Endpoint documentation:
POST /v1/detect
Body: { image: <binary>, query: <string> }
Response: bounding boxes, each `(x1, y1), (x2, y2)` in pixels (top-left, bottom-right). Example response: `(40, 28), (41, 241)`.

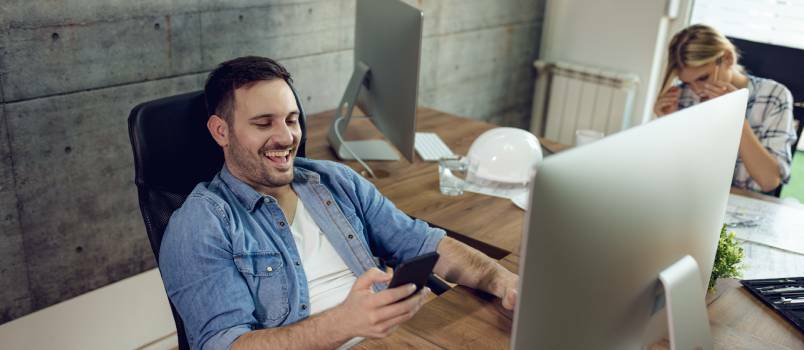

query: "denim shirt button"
(266, 266), (273, 272)
(295, 261), (301, 266)
(325, 200), (332, 206)
(301, 304), (308, 310)
(278, 221), (286, 227)
(347, 234), (354, 239)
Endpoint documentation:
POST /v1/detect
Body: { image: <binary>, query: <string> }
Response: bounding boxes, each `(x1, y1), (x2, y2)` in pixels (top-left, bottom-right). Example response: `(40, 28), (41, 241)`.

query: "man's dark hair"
(204, 56), (293, 124)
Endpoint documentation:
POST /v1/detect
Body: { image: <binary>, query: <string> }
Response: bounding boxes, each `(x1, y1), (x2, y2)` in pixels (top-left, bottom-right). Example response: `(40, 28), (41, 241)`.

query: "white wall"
(0, 269), (177, 350)
(540, 0), (693, 127)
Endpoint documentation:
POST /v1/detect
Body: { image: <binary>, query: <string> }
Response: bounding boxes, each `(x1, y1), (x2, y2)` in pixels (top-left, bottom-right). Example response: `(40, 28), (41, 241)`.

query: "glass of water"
(438, 156), (472, 196)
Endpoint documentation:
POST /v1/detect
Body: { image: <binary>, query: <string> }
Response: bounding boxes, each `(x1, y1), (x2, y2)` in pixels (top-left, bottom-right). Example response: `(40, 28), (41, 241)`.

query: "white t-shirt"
(290, 198), (362, 348)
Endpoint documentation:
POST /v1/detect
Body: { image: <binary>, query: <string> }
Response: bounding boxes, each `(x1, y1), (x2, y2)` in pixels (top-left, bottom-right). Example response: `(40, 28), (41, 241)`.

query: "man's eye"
(698, 75), (709, 82)
(254, 123), (270, 128)
(287, 119), (298, 125)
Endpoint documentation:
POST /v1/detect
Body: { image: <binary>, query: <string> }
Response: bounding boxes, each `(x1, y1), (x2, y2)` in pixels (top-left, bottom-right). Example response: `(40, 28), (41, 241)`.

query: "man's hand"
(331, 268), (429, 339)
(499, 277), (519, 311)
(489, 270), (519, 318)
(231, 268), (428, 350)
(654, 86), (681, 117)
(434, 237), (522, 318)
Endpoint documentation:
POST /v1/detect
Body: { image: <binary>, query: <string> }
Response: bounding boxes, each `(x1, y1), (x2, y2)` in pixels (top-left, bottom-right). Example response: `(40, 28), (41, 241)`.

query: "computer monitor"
(512, 90), (749, 349)
(327, 0), (422, 163)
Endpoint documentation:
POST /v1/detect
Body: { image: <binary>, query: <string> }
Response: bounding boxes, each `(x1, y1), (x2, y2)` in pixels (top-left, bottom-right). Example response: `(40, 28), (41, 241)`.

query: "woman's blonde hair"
(660, 24), (743, 93)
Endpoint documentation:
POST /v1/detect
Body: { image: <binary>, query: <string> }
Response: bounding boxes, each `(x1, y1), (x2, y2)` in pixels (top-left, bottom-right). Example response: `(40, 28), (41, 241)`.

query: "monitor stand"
(657, 255), (713, 350)
(327, 61), (399, 161)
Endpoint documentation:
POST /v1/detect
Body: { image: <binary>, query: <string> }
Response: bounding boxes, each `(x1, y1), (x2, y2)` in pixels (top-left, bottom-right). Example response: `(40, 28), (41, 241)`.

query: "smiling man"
(158, 56), (519, 350)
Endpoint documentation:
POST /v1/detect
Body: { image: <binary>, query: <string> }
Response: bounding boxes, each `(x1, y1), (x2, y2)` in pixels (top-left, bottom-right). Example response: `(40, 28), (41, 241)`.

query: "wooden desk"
(306, 107), (563, 256)
(308, 107), (803, 349)
(307, 107), (802, 258)
(358, 253), (804, 349)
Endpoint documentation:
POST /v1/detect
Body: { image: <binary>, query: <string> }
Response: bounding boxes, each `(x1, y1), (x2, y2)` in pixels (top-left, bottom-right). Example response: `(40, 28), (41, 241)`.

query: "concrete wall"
(0, 0), (545, 324)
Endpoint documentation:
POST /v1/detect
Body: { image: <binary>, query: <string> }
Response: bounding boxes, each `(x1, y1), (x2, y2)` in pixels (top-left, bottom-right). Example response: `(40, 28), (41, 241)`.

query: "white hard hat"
(466, 127), (543, 184)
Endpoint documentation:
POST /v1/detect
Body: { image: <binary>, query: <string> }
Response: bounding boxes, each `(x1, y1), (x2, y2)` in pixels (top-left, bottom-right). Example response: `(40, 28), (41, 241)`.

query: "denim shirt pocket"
(343, 212), (365, 238)
(234, 252), (290, 324)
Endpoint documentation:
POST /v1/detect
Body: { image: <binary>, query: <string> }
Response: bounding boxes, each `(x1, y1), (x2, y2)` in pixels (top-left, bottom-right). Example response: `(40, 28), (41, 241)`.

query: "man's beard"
(227, 130), (295, 188)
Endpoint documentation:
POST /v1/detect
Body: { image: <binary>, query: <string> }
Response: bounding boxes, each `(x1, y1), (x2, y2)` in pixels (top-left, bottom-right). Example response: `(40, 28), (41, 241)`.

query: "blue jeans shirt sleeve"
(347, 166), (446, 265)
(159, 193), (255, 350)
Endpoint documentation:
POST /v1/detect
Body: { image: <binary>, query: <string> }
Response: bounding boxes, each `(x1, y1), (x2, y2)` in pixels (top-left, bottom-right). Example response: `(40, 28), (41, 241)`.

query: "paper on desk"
(725, 194), (804, 255)
(462, 180), (529, 210)
(511, 192), (529, 210)
(739, 241), (804, 279)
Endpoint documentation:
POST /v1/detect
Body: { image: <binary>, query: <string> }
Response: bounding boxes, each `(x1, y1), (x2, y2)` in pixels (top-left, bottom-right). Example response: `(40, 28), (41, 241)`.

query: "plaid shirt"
(677, 75), (797, 193)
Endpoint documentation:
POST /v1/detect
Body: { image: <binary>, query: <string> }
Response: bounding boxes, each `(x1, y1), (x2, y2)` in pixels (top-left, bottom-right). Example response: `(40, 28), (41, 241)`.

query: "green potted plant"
(709, 224), (744, 292)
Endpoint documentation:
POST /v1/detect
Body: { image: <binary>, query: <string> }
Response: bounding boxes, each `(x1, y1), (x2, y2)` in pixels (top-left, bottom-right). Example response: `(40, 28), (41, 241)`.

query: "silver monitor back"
(328, 0), (422, 162)
(512, 90), (748, 349)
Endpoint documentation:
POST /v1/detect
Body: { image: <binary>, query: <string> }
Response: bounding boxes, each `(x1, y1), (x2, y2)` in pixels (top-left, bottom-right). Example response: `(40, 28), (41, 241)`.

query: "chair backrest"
(128, 87), (307, 350)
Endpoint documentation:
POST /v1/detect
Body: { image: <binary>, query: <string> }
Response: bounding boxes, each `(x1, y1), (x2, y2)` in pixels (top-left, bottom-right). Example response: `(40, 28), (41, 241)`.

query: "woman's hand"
(701, 79), (738, 100)
(653, 86), (681, 117)
(701, 64), (737, 100)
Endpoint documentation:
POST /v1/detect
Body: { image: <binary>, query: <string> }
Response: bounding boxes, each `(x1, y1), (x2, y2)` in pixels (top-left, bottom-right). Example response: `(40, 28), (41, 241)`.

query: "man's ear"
(207, 115), (229, 147)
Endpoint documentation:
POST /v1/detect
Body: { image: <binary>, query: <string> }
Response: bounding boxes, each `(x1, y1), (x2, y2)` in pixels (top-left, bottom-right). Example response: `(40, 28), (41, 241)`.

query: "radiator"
(530, 60), (639, 145)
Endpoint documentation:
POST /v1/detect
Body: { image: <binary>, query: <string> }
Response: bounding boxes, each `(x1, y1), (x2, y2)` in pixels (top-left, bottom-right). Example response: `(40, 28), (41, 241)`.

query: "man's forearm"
(433, 237), (516, 297)
(739, 121), (782, 192)
(231, 307), (352, 350)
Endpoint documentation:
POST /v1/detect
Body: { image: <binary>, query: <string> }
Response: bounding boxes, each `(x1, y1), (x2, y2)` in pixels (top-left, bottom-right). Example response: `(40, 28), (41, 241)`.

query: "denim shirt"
(159, 158), (445, 350)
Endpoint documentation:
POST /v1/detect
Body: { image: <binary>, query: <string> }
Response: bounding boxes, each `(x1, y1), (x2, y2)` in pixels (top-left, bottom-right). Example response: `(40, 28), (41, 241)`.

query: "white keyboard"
(415, 132), (455, 161)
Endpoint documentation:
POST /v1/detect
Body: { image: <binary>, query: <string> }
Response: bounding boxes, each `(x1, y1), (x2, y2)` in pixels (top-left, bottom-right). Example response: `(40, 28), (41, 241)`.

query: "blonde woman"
(654, 24), (797, 193)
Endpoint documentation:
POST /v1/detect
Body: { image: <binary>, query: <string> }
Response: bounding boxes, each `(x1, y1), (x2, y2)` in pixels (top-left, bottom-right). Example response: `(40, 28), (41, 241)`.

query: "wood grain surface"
(306, 107), (556, 255)
(307, 107), (804, 349)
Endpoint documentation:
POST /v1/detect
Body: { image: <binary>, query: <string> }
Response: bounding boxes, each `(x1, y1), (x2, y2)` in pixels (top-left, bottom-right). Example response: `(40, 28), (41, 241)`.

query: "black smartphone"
(388, 252), (440, 293)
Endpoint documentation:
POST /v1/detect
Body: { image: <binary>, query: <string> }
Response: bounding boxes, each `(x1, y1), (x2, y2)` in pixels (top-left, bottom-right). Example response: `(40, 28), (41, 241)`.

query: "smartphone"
(388, 252), (440, 294)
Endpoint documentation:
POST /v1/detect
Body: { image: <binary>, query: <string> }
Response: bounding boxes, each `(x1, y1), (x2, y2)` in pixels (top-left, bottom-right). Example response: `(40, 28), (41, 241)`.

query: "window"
(691, 0), (804, 50)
